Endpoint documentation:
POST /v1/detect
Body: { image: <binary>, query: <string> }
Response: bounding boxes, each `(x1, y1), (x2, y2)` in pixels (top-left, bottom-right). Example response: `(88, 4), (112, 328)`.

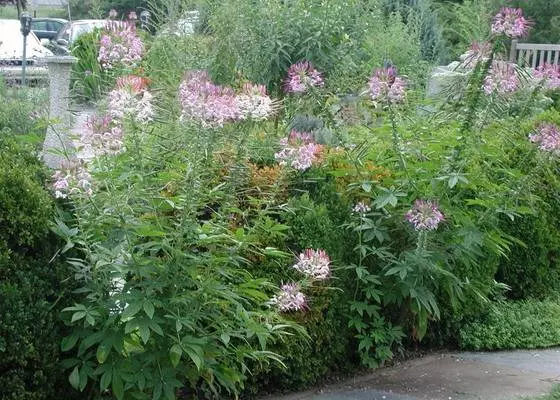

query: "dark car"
(49, 19), (109, 55)
(30, 17), (67, 40)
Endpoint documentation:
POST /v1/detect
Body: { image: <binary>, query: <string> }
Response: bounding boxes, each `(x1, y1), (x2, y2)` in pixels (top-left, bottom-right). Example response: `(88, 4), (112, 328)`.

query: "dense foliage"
(0, 135), (75, 400)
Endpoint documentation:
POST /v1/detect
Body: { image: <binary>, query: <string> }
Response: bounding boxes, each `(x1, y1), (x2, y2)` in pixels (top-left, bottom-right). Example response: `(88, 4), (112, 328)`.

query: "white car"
(0, 19), (53, 83)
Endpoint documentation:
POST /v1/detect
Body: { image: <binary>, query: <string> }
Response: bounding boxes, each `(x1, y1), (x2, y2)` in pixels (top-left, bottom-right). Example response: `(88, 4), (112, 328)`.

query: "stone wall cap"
(42, 56), (78, 64)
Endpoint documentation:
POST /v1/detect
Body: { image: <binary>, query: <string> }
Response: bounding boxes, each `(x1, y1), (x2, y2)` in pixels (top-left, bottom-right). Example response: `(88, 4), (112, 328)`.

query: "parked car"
(49, 19), (108, 55)
(0, 19), (53, 83)
(31, 17), (67, 40)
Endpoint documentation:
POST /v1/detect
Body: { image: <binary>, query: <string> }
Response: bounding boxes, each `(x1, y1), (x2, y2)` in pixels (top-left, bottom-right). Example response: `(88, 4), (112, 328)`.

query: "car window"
(56, 23), (71, 42)
(31, 21), (48, 31)
(50, 21), (64, 32)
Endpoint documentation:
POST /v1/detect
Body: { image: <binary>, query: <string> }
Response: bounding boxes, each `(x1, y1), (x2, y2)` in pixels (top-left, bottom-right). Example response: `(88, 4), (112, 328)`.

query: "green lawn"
(0, 5), (69, 19)
(522, 386), (560, 400)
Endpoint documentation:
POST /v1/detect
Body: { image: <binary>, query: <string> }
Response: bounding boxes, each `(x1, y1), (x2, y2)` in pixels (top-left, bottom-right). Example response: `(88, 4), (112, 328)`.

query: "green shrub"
(0, 89), (48, 136)
(459, 299), (560, 350)
(71, 30), (106, 103)
(0, 136), (75, 400)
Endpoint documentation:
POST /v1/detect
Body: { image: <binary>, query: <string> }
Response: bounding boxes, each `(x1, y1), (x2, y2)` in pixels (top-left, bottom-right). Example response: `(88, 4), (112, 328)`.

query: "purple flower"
(98, 23), (144, 70)
(108, 9), (118, 19)
(533, 64), (560, 90)
(352, 202), (371, 214)
(52, 160), (93, 199)
(128, 11), (138, 20)
(108, 85), (154, 125)
(405, 200), (444, 232)
(79, 115), (124, 157)
(529, 122), (560, 153)
(178, 70), (241, 127)
(283, 61), (324, 94)
(368, 66), (407, 104)
(483, 60), (519, 95)
(274, 130), (322, 171)
(491, 7), (531, 38)
(293, 249), (331, 280)
(270, 283), (307, 312)
(460, 41), (492, 69)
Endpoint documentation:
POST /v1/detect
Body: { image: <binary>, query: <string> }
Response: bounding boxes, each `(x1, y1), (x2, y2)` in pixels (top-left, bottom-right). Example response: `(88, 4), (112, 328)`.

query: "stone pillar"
(42, 56), (78, 169)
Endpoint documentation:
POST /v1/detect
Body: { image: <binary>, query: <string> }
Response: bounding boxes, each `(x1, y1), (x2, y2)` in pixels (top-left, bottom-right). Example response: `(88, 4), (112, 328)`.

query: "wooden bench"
(509, 40), (560, 67)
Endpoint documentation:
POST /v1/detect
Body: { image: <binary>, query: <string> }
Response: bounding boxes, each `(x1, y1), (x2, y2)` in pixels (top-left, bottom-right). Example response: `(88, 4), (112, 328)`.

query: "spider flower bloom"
(98, 23), (144, 69)
(52, 160), (93, 199)
(491, 7), (530, 38)
(178, 70), (240, 127)
(274, 130), (322, 171)
(460, 41), (492, 69)
(368, 66), (407, 104)
(80, 115), (124, 157)
(108, 85), (154, 124)
(284, 61), (324, 94)
(116, 74), (150, 93)
(108, 9), (118, 19)
(293, 249), (331, 280)
(483, 60), (519, 95)
(529, 122), (560, 153)
(236, 83), (277, 121)
(128, 11), (138, 20)
(405, 200), (444, 231)
(533, 64), (560, 90)
(271, 283), (307, 312)
(352, 201), (371, 214)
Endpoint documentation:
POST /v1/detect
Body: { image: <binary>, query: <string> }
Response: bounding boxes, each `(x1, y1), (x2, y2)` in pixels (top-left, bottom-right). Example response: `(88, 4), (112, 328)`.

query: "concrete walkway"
(266, 349), (560, 400)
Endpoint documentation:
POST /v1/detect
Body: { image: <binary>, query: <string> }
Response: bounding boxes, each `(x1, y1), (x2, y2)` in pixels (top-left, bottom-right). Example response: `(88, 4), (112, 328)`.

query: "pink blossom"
(405, 200), (444, 231)
(293, 249), (331, 280)
(274, 130), (322, 171)
(529, 122), (560, 153)
(270, 283), (307, 312)
(460, 41), (492, 69)
(178, 70), (240, 127)
(52, 160), (93, 199)
(98, 22), (144, 70)
(80, 115), (124, 157)
(108, 85), (154, 124)
(108, 9), (118, 19)
(483, 60), (519, 95)
(128, 11), (138, 20)
(368, 66), (407, 104)
(533, 64), (560, 90)
(491, 7), (531, 39)
(283, 61), (324, 94)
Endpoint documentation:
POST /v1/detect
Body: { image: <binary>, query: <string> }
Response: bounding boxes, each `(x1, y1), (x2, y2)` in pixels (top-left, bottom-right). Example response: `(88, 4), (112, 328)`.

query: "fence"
(509, 40), (560, 68)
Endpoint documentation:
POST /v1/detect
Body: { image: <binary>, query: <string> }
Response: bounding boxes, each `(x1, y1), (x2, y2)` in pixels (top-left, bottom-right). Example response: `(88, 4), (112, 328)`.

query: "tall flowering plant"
(274, 130), (323, 172)
(98, 20), (144, 70)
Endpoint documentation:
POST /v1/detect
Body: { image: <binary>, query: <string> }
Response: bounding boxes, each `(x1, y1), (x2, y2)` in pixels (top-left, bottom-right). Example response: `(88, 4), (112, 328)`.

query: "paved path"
(265, 349), (560, 400)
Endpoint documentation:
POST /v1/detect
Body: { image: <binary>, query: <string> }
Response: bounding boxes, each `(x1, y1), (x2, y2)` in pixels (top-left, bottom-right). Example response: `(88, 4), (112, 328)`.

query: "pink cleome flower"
(533, 64), (560, 90)
(80, 115), (124, 157)
(274, 130), (322, 171)
(529, 122), (560, 154)
(108, 77), (154, 125)
(405, 200), (444, 232)
(283, 61), (324, 94)
(293, 249), (331, 280)
(368, 66), (407, 104)
(483, 60), (519, 95)
(460, 41), (492, 69)
(52, 160), (93, 199)
(108, 9), (118, 19)
(98, 21), (144, 70)
(491, 7), (531, 39)
(271, 283), (307, 312)
(236, 82), (278, 121)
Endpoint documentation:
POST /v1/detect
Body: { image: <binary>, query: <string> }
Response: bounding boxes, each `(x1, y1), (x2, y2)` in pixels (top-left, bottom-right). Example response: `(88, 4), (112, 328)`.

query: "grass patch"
(520, 385), (560, 400)
(460, 299), (560, 350)
(0, 5), (69, 19)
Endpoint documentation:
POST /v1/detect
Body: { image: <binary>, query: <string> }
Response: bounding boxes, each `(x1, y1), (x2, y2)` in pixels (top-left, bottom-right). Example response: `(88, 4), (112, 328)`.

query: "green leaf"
(185, 345), (204, 370)
(71, 311), (86, 323)
(134, 225), (166, 237)
(96, 341), (111, 364)
(170, 344), (182, 367)
(121, 302), (143, 320)
(61, 334), (79, 352)
(100, 369), (112, 392)
(69, 366), (80, 390)
(143, 301), (155, 319)
(112, 372), (124, 400)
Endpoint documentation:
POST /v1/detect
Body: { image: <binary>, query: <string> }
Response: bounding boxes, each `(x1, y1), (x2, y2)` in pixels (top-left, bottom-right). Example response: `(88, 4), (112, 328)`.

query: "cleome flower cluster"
(491, 7), (531, 39)
(283, 61), (324, 94)
(274, 130), (323, 172)
(405, 199), (444, 232)
(368, 66), (407, 104)
(271, 248), (331, 312)
(178, 70), (277, 127)
(529, 122), (560, 154)
(52, 160), (93, 199)
(533, 64), (560, 90)
(98, 19), (144, 70)
(483, 60), (519, 95)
